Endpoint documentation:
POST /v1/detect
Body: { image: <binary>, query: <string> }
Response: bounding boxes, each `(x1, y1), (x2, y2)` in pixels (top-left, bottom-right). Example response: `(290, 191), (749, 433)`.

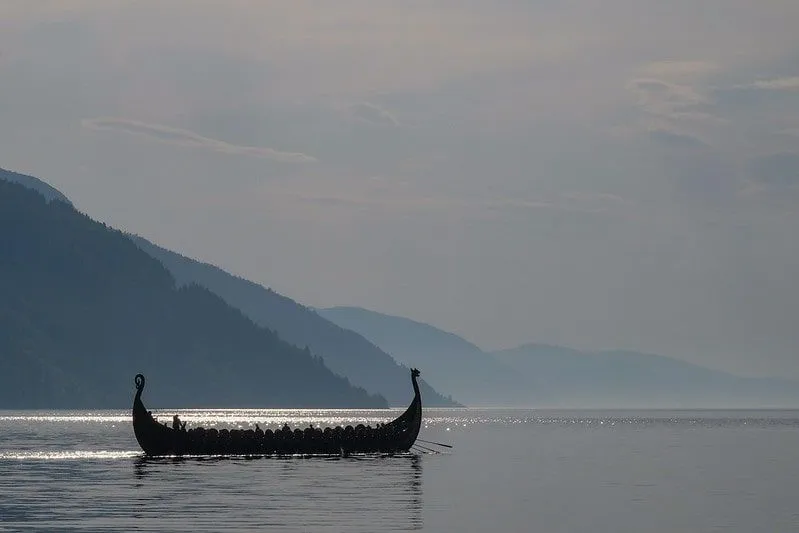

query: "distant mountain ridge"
(0, 178), (384, 408)
(131, 238), (458, 407)
(321, 306), (799, 408)
(494, 344), (799, 408)
(318, 306), (530, 406)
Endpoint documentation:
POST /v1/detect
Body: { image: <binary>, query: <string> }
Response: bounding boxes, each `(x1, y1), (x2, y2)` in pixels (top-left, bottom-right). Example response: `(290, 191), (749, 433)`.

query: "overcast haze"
(1, 1), (798, 378)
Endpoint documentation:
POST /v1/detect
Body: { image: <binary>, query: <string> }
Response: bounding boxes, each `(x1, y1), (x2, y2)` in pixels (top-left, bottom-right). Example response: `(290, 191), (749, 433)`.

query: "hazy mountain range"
(320, 306), (799, 408)
(5, 165), (799, 409)
(318, 306), (529, 406)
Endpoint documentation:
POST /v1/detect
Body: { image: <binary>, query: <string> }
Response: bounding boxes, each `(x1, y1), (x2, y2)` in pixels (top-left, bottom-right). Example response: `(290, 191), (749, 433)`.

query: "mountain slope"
(318, 306), (529, 406)
(0, 178), (385, 408)
(0, 167), (72, 206)
(130, 237), (458, 407)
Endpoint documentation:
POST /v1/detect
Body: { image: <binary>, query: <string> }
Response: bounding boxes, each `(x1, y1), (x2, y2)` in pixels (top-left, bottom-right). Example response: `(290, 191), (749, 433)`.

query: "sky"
(1, 1), (798, 378)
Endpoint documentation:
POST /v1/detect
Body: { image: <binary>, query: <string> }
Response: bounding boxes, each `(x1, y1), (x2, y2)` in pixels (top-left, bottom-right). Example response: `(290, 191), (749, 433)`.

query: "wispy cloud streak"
(749, 77), (799, 91)
(82, 117), (316, 163)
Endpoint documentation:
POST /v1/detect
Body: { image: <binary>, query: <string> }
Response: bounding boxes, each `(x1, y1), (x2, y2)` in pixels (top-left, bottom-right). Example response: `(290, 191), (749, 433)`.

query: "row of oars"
(411, 438), (453, 455)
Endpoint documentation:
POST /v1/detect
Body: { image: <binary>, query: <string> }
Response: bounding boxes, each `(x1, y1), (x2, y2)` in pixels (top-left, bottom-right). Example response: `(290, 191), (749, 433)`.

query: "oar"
(412, 443), (440, 454)
(411, 445), (435, 455)
(417, 438), (453, 449)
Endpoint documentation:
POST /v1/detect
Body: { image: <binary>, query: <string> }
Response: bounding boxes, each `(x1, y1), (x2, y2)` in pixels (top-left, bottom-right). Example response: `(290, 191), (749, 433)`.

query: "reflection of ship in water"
(132, 453), (424, 531)
(407, 454), (423, 530)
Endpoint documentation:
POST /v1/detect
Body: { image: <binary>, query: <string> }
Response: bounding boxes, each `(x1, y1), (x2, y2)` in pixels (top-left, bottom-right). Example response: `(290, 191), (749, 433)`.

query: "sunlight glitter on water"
(0, 450), (140, 460)
(0, 414), (131, 423)
(0, 409), (410, 427)
(3, 408), (799, 430)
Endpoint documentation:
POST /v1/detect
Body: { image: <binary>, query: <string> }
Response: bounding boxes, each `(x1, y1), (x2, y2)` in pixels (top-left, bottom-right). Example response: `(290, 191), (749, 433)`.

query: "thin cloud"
(348, 102), (400, 127)
(82, 117), (316, 163)
(627, 78), (710, 119)
(625, 63), (728, 150)
(750, 76), (799, 91)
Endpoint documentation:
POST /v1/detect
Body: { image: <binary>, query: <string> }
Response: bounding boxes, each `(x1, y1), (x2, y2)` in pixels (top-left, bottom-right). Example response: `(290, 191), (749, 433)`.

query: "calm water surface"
(1, 408), (799, 532)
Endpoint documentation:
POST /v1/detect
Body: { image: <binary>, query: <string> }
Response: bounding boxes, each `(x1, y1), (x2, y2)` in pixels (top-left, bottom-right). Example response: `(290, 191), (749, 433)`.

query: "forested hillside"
(0, 179), (385, 408)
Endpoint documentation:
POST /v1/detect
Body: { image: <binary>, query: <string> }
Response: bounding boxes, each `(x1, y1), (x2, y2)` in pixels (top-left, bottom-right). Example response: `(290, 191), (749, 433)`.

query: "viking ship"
(132, 369), (422, 456)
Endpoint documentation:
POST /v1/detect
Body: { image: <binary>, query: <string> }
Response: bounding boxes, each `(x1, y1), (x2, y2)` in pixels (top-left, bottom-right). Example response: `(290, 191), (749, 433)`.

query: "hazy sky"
(2, 1), (798, 377)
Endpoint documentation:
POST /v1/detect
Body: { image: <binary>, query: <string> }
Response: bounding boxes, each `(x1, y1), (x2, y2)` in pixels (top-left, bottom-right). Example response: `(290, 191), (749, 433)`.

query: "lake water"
(1, 408), (799, 532)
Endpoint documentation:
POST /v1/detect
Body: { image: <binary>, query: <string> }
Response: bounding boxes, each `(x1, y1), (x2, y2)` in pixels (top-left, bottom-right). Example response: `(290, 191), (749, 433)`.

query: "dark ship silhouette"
(132, 369), (422, 456)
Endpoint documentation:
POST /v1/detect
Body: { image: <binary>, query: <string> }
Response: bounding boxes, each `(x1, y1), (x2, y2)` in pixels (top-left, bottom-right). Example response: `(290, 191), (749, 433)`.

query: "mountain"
(0, 178), (385, 408)
(493, 344), (799, 408)
(0, 167), (72, 206)
(320, 307), (799, 408)
(318, 306), (529, 406)
(130, 237), (458, 407)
